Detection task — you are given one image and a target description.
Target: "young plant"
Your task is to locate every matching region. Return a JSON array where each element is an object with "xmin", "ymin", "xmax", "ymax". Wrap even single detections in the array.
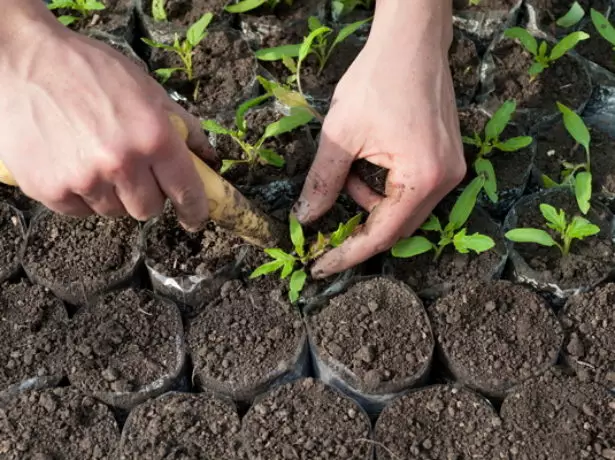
[
  {"xmin": 256, "ymin": 76, "xmax": 324, "ymax": 122},
  {"xmin": 505, "ymin": 203, "xmax": 600, "ymax": 256},
  {"xmin": 201, "ymin": 96, "xmax": 313, "ymax": 173},
  {"xmin": 152, "ymin": 0, "xmax": 167, "ymax": 21},
  {"xmin": 255, "ymin": 16, "xmax": 371, "ymax": 94},
  {"xmin": 47, "ymin": 0, "xmax": 105, "ymax": 26},
  {"xmin": 331, "ymin": 0, "xmax": 374, "ymax": 21},
  {"xmin": 250, "ymin": 213, "xmax": 363, "ymax": 302},
  {"xmin": 590, "ymin": 8, "xmax": 615, "ymax": 50},
  {"xmin": 469, "ymin": 0, "xmax": 481, "ymax": 5},
  {"xmin": 541, "ymin": 102, "xmax": 592, "ymax": 214},
  {"xmin": 391, "ymin": 176, "xmax": 495, "ymax": 261},
  {"xmin": 556, "ymin": 2, "xmax": 586, "ymax": 28},
  {"xmin": 141, "ymin": 13, "xmax": 213, "ymax": 99},
  {"xmin": 503, "ymin": 27, "xmax": 589, "ymax": 80},
  {"xmin": 462, "ymin": 100, "xmax": 533, "ymax": 203},
  {"xmin": 225, "ymin": 0, "xmax": 292, "ymax": 14}
]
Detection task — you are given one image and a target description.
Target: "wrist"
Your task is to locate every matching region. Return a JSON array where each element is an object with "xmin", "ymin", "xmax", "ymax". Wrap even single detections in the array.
[{"xmin": 0, "ymin": 0, "xmax": 63, "ymax": 47}]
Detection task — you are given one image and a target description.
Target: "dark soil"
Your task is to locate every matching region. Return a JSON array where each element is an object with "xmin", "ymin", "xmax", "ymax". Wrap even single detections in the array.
[
  {"xmin": 449, "ymin": 31, "xmax": 481, "ymax": 106},
  {"xmin": 149, "ymin": 28, "xmax": 256, "ymax": 117},
  {"xmin": 67, "ymin": 289, "xmax": 183, "ymax": 395},
  {"xmin": 211, "ymin": 105, "xmax": 317, "ymax": 186},
  {"xmin": 560, "ymin": 283, "xmax": 615, "ymax": 389},
  {"xmin": 0, "ymin": 387, "xmax": 120, "ymax": 459},
  {"xmin": 186, "ymin": 277, "xmax": 305, "ymax": 399},
  {"xmin": 239, "ymin": 0, "xmax": 325, "ymax": 22},
  {"xmin": 430, "ymin": 280, "xmax": 563, "ymax": 397},
  {"xmin": 459, "ymin": 107, "xmax": 534, "ymax": 191},
  {"xmin": 533, "ymin": 122, "xmax": 615, "ymax": 195},
  {"xmin": 0, "ymin": 279, "xmax": 67, "ymax": 390},
  {"xmin": 142, "ymin": 0, "xmax": 230, "ymax": 27},
  {"xmin": 351, "ymin": 160, "xmax": 387, "ymax": 196},
  {"xmin": 490, "ymin": 39, "xmax": 591, "ymax": 113},
  {"xmin": 0, "ymin": 185, "xmax": 36, "ymax": 212},
  {"xmin": 119, "ymin": 392, "xmax": 242, "ymax": 459},
  {"xmin": 386, "ymin": 206, "xmax": 506, "ymax": 299},
  {"xmin": 527, "ymin": 0, "xmax": 610, "ymax": 35},
  {"xmin": 374, "ymin": 384, "xmax": 507, "ymax": 459},
  {"xmin": 53, "ymin": 0, "xmax": 133, "ymax": 36},
  {"xmin": 242, "ymin": 378, "xmax": 371, "ymax": 459},
  {"xmin": 21, "ymin": 212, "xmax": 140, "ymax": 305},
  {"xmin": 0, "ymin": 203, "xmax": 24, "ymax": 283},
  {"xmin": 577, "ymin": 14, "xmax": 615, "ymax": 74},
  {"xmin": 501, "ymin": 369, "xmax": 615, "ymax": 459},
  {"xmin": 507, "ymin": 189, "xmax": 615, "ymax": 290},
  {"xmin": 307, "ymin": 277, "xmax": 434, "ymax": 394},
  {"xmin": 454, "ymin": 0, "xmax": 519, "ymax": 13}
]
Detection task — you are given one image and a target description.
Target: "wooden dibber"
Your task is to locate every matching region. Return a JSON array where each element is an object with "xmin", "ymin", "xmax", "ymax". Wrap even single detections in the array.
[{"xmin": 0, "ymin": 113, "xmax": 280, "ymax": 248}]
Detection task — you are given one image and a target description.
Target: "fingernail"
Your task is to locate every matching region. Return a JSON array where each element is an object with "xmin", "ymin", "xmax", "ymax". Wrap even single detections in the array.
[{"xmin": 292, "ymin": 199, "xmax": 309, "ymax": 223}]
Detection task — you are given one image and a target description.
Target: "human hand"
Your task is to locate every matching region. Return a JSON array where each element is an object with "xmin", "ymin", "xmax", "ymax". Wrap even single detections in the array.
[
  {"xmin": 292, "ymin": 0, "xmax": 466, "ymax": 278},
  {"xmin": 0, "ymin": 1, "xmax": 216, "ymax": 231}
]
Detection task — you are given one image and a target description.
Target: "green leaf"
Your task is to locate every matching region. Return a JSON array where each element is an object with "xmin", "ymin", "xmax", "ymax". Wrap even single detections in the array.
[
  {"xmin": 280, "ymin": 261, "xmax": 295, "ymax": 279},
  {"xmin": 289, "ymin": 269, "xmax": 307, "ymax": 303},
  {"xmin": 201, "ymin": 119, "xmax": 234, "ymax": 135},
  {"xmin": 225, "ymin": 0, "xmax": 267, "ymax": 13},
  {"xmin": 495, "ymin": 136, "xmax": 533, "ymax": 152},
  {"xmin": 448, "ymin": 176, "xmax": 484, "ymax": 231},
  {"xmin": 265, "ymin": 248, "xmax": 294, "ymax": 261},
  {"xmin": 420, "ymin": 215, "xmax": 442, "ymax": 232},
  {"xmin": 504, "ymin": 27, "xmax": 538, "ymax": 55},
  {"xmin": 298, "ymin": 26, "xmax": 331, "ymax": 63},
  {"xmin": 261, "ymin": 107, "xmax": 313, "ymax": 139},
  {"xmin": 550, "ymin": 31, "xmax": 590, "ymax": 60},
  {"xmin": 58, "ymin": 15, "xmax": 79, "ymax": 25},
  {"xmin": 540, "ymin": 203, "xmax": 567, "ymax": 233},
  {"xmin": 332, "ymin": 17, "xmax": 372, "ymax": 48},
  {"xmin": 591, "ymin": 8, "xmax": 615, "ymax": 46},
  {"xmin": 391, "ymin": 236, "xmax": 434, "ymax": 258},
  {"xmin": 574, "ymin": 171, "xmax": 592, "ymax": 214},
  {"xmin": 331, "ymin": 0, "xmax": 344, "ymax": 20},
  {"xmin": 152, "ymin": 0, "xmax": 167, "ymax": 21},
  {"xmin": 48, "ymin": 0, "xmax": 76, "ymax": 9},
  {"xmin": 474, "ymin": 157, "xmax": 498, "ymax": 203},
  {"xmin": 141, "ymin": 37, "xmax": 176, "ymax": 51},
  {"xmin": 255, "ymin": 44, "xmax": 302, "ymax": 61},
  {"xmin": 250, "ymin": 259, "xmax": 285, "ymax": 278},
  {"xmin": 538, "ymin": 41, "xmax": 548, "ymax": 57},
  {"xmin": 453, "ymin": 228, "xmax": 495, "ymax": 254},
  {"xmin": 528, "ymin": 61, "xmax": 547, "ymax": 77},
  {"xmin": 556, "ymin": 2, "xmax": 585, "ymax": 27},
  {"xmin": 505, "ymin": 228, "xmax": 557, "ymax": 246},
  {"xmin": 186, "ymin": 12, "xmax": 213, "ymax": 47},
  {"xmin": 556, "ymin": 102, "xmax": 590, "ymax": 153},
  {"xmin": 85, "ymin": 0, "xmax": 106, "ymax": 10},
  {"xmin": 272, "ymin": 86, "xmax": 311, "ymax": 109},
  {"xmin": 235, "ymin": 93, "xmax": 271, "ymax": 132},
  {"xmin": 462, "ymin": 135, "xmax": 481, "ymax": 146},
  {"xmin": 289, "ymin": 214, "xmax": 305, "ymax": 257},
  {"xmin": 485, "ymin": 100, "xmax": 516, "ymax": 142},
  {"xmin": 220, "ymin": 159, "xmax": 242, "ymax": 174},
  {"xmin": 308, "ymin": 16, "xmax": 323, "ymax": 31},
  {"xmin": 258, "ymin": 148, "xmax": 285, "ymax": 167},
  {"xmin": 567, "ymin": 215, "xmax": 600, "ymax": 239},
  {"xmin": 330, "ymin": 213, "xmax": 363, "ymax": 247},
  {"xmin": 542, "ymin": 174, "xmax": 560, "ymax": 188},
  {"xmin": 153, "ymin": 67, "xmax": 180, "ymax": 83}
]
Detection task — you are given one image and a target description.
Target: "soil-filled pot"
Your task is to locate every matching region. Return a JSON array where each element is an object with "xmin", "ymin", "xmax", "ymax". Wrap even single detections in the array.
[
  {"xmin": 0, "ymin": 185, "xmax": 36, "ymax": 215},
  {"xmin": 241, "ymin": 377, "xmax": 371, "ymax": 459},
  {"xmin": 147, "ymin": 27, "xmax": 259, "ymax": 118},
  {"xmin": 21, "ymin": 210, "xmax": 141, "ymax": 307},
  {"xmin": 0, "ymin": 386, "xmax": 120, "ymax": 459},
  {"xmin": 501, "ymin": 369, "xmax": 615, "ymax": 459},
  {"xmin": 560, "ymin": 283, "xmax": 615, "ymax": 390},
  {"xmin": 119, "ymin": 391, "xmax": 242, "ymax": 459},
  {"xmin": 449, "ymin": 29, "xmax": 482, "ymax": 107},
  {"xmin": 459, "ymin": 105, "xmax": 536, "ymax": 218},
  {"xmin": 384, "ymin": 205, "xmax": 508, "ymax": 300},
  {"xmin": 66, "ymin": 288, "xmax": 185, "ymax": 410},
  {"xmin": 524, "ymin": 0, "xmax": 611, "ymax": 39},
  {"xmin": 373, "ymin": 384, "xmax": 508, "ymax": 459},
  {"xmin": 50, "ymin": 0, "xmax": 135, "ymax": 42},
  {"xmin": 430, "ymin": 280, "xmax": 563, "ymax": 399},
  {"xmin": 143, "ymin": 202, "xmax": 264, "ymax": 311},
  {"xmin": 186, "ymin": 277, "xmax": 308, "ymax": 403},
  {"xmin": 306, "ymin": 276, "xmax": 434, "ymax": 415},
  {"xmin": 480, "ymin": 31, "xmax": 592, "ymax": 126},
  {"xmin": 0, "ymin": 203, "xmax": 25, "ymax": 284},
  {"xmin": 503, "ymin": 188, "xmax": 615, "ymax": 303},
  {"xmin": 576, "ymin": 10, "xmax": 615, "ymax": 85},
  {"xmin": 452, "ymin": 0, "xmax": 522, "ymax": 44}
]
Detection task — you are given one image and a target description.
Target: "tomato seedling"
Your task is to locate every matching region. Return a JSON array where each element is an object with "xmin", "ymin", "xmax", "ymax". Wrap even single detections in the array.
[
  {"xmin": 462, "ymin": 100, "xmax": 533, "ymax": 203},
  {"xmin": 225, "ymin": 0, "xmax": 292, "ymax": 14},
  {"xmin": 142, "ymin": 13, "xmax": 213, "ymax": 100},
  {"xmin": 151, "ymin": 0, "xmax": 167, "ymax": 21},
  {"xmin": 250, "ymin": 213, "xmax": 363, "ymax": 302},
  {"xmin": 391, "ymin": 176, "xmax": 495, "ymax": 261},
  {"xmin": 331, "ymin": 0, "xmax": 374, "ymax": 21},
  {"xmin": 590, "ymin": 8, "xmax": 615, "ymax": 51},
  {"xmin": 505, "ymin": 203, "xmax": 600, "ymax": 255},
  {"xmin": 47, "ymin": 0, "xmax": 105, "ymax": 26},
  {"xmin": 503, "ymin": 27, "xmax": 589, "ymax": 80},
  {"xmin": 202, "ymin": 95, "xmax": 313, "ymax": 173}
]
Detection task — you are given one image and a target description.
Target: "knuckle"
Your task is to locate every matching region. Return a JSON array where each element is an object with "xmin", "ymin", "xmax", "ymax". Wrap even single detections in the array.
[
  {"xmin": 69, "ymin": 171, "xmax": 100, "ymax": 196},
  {"xmin": 134, "ymin": 113, "xmax": 172, "ymax": 156}
]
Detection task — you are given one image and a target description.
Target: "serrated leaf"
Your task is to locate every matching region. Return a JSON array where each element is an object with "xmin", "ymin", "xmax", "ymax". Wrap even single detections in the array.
[
  {"xmin": 220, "ymin": 159, "xmax": 242, "ymax": 174},
  {"xmin": 187, "ymin": 12, "xmax": 213, "ymax": 47},
  {"xmin": 391, "ymin": 236, "xmax": 434, "ymax": 258},
  {"xmin": 258, "ymin": 148, "xmax": 286, "ymax": 167},
  {"xmin": 153, "ymin": 67, "xmax": 181, "ymax": 83},
  {"xmin": 505, "ymin": 228, "xmax": 557, "ymax": 246},
  {"xmin": 250, "ymin": 259, "xmax": 285, "ymax": 278},
  {"xmin": 504, "ymin": 27, "xmax": 538, "ymax": 55},
  {"xmin": 556, "ymin": 102, "xmax": 590, "ymax": 153},
  {"xmin": 485, "ymin": 100, "xmax": 516, "ymax": 142},
  {"xmin": 575, "ymin": 171, "xmax": 592, "ymax": 214},
  {"xmin": 261, "ymin": 108, "xmax": 313, "ymax": 139},
  {"xmin": 235, "ymin": 93, "xmax": 271, "ymax": 132},
  {"xmin": 591, "ymin": 8, "xmax": 615, "ymax": 46},
  {"xmin": 201, "ymin": 119, "xmax": 234, "ymax": 135},
  {"xmin": 58, "ymin": 15, "xmax": 78, "ymax": 25},
  {"xmin": 567, "ymin": 215, "xmax": 600, "ymax": 239},
  {"xmin": 448, "ymin": 176, "xmax": 484, "ymax": 231},
  {"xmin": 556, "ymin": 2, "xmax": 585, "ymax": 27},
  {"xmin": 453, "ymin": 228, "xmax": 495, "ymax": 254},
  {"xmin": 420, "ymin": 215, "xmax": 442, "ymax": 232},
  {"xmin": 152, "ymin": 0, "xmax": 167, "ymax": 21},
  {"xmin": 540, "ymin": 203, "xmax": 567, "ymax": 233},
  {"xmin": 474, "ymin": 158, "xmax": 498, "ymax": 203},
  {"xmin": 289, "ymin": 269, "xmax": 307, "ymax": 302},
  {"xmin": 495, "ymin": 136, "xmax": 533, "ymax": 152},
  {"xmin": 550, "ymin": 31, "xmax": 590, "ymax": 60},
  {"xmin": 289, "ymin": 214, "xmax": 305, "ymax": 257},
  {"xmin": 225, "ymin": 0, "xmax": 267, "ymax": 13},
  {"xmin": 255, "ymin": 44, "xmax": 302, "ymax": 61},
  {"xmin": 332, "ymin": 17, "xmax": 372, "ymax": 48},
  {"xmin": 299, "ymin": 26, "xmax": 331, "ymax": 62}
]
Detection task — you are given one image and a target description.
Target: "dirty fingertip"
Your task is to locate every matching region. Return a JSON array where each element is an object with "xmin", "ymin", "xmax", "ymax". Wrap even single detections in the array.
[{"xmin": 292, "ymin": 198, "xmax": 310, "ymax": 223}]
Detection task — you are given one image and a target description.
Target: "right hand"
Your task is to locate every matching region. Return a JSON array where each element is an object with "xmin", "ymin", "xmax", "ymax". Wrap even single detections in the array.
[{"xmin": 0, "ymin": 4, "xmax": 215, "ymax": 231}]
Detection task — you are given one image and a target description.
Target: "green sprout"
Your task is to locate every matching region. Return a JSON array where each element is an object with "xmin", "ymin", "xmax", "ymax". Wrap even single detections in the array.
[
  {"xmin": 391, "ymin": 176, "xmax": 495, "ymax": 261},
  {"xmin": 47, "ymin": 0, "xmax": 105, "ymax": 26},
  {"xmin": 201, "ymin": 95, "xmax": 313, "ymax": 173},
  {"xmin": 152, "ymin": 0, "xmax": 167, "ymax": 21},
  {"xmin": 141, "ymin": 13, "xmax": 213, "ymax": 100},
  {"xmin": 505, "ymin": 203, "xmax": 599, "ymax": 256},
  {"xmin": 255, "ymin": 16, "xmax": 371, "ymax": 95},
  {"xmin": 469, "ymin": 0, "xmax": 481, "ymax": 5},
  {"xmin": 331, "ymin": 0, "xmax": 374, "ymax": 21},
  {"xmin": 503, "ymin": 27, "xmax": 589, "ymax": 80},
  {"xmin": 225, "ymin": 0, "xmax": 292, "ymax": 14},
  {"xmin": 250, "ymin": 213, "xmax": 363, "ymax": 302},
  {"xmin": 256, "ymin": 76, "xmax": 324, "ymax": 122},
  {"xmin": 462, "ymin": 100, "xmax": 533, "ymax": 203},
  {"xmin": 556, "ymin": 2, "xmax": 586, "ymax": 28},
  {"xmin": 541, "ymin": 102, "xmax": 592, "ymax": 214},
  {"xmin": 590, "ymin": 8, "xmax": 615, "ymax": 51}
]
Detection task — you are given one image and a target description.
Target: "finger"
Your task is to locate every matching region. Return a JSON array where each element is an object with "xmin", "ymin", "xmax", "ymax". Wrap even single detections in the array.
[
  {"xmin": 44, "ymin": 194, "xmax": 94, "ymax": 218},
  {"xmin": 344, "ymin": 173, "xmax": 384, "ymax": 212},
  {"xmin": 80, "ymin": 183, "xmax": 128, "ymax": 218},
  {"xmin": 114, "ymin": 166, "xmax": 166, "ymax": 221},
  {"xmin": 293, "ymin": 130, "xmax": 354, "ymax": 224}
]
